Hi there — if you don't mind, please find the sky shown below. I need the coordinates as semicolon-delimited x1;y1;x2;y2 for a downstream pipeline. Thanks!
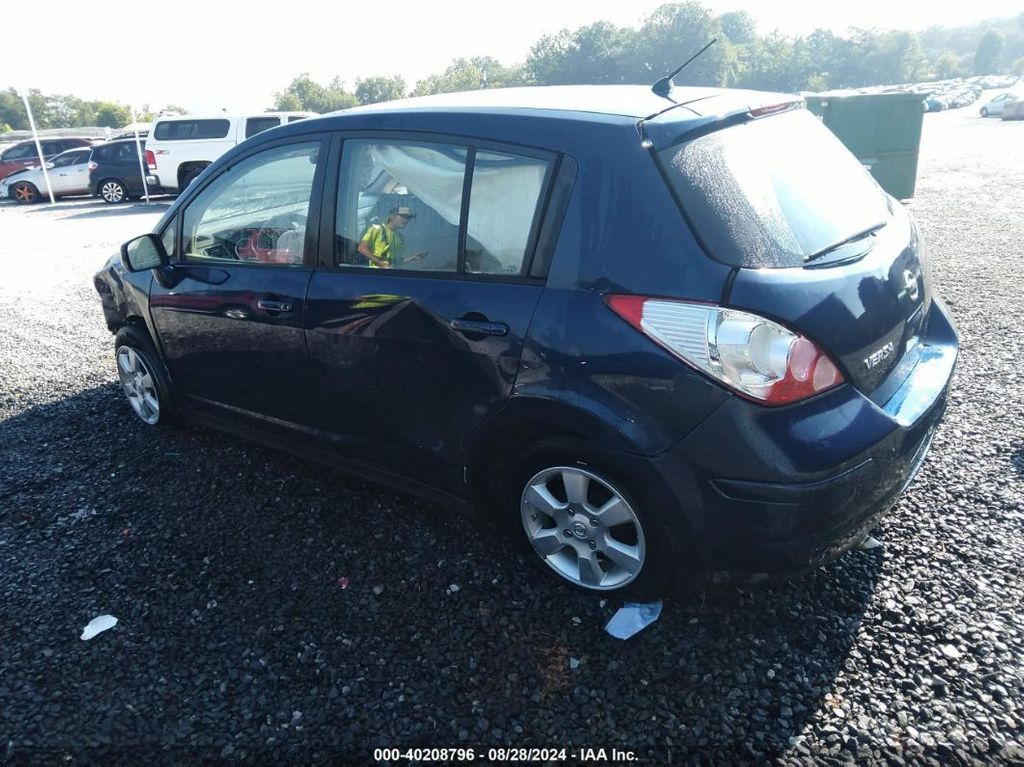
7;0;1023;114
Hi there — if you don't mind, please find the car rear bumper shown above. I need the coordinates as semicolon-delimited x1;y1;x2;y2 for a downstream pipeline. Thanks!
650;298;958;574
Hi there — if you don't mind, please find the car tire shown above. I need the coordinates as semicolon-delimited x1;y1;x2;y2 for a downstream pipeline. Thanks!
981;108;989;117
11;181;39;204
99;179;127;204
181;168;205;189
506;437;676;600
114;326;178;427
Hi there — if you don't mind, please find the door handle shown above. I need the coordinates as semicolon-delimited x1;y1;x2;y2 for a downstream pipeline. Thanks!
257;298;293;313
450;318;509;337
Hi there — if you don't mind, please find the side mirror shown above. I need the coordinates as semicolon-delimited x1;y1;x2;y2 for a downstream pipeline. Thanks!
120;233;169;272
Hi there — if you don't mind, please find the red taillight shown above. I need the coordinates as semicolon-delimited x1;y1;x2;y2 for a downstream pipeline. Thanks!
145;150;156;170
88;161;97;171
605;295;844;406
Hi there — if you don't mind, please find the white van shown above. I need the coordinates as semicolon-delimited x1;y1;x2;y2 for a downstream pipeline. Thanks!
146;112;316;193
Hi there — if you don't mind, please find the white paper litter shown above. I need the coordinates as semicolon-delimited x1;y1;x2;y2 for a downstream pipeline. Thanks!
81;615;118;640
605;600;663;640
856;535;884;551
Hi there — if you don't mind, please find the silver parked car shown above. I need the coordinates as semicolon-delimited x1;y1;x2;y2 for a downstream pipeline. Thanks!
0;147;91;203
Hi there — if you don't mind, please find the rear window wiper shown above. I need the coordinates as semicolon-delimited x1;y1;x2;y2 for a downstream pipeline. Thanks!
803;221;887;264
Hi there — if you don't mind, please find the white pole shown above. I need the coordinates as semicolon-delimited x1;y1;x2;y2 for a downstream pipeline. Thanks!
18;89;55;204
130;106;150;203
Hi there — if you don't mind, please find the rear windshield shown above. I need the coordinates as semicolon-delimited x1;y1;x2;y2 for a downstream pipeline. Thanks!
657;108;891;268
154;119;231;141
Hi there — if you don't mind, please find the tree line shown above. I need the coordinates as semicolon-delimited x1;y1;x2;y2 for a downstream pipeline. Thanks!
272;5;1023;107
3;3;1022;130
0;90;186;134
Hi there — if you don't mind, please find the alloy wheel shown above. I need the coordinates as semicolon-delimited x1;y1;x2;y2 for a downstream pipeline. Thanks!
101;181;125;203
116;346;160;425
13;182;37;203
520;466;646;590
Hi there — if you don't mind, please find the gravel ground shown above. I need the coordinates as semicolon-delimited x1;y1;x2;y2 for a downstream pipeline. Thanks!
1;107;1022;765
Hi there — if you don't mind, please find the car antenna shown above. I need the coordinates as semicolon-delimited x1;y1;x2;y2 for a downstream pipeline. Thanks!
651;38;718;98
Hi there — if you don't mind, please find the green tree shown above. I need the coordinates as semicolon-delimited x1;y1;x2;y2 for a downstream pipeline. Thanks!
354;75;407;105
718;10;756;45
412;57;526;96
974;29;1004;74
526;21;637;85
933;50;965;79
0;88;28;130
271;73;357;113
92;101;131;128
736;32;801;91
632;3;730;86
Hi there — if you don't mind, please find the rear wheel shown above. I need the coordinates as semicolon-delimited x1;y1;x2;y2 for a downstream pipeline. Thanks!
508;438;675;599
114;327;177;427
99;179;126;204
12;181;39;204
181;167;206;188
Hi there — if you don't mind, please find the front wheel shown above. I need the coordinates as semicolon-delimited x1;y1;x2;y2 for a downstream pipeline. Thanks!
99;179;127;203
510;439;675;599
981;108;989;117
12;181;39;204
114;328;177;427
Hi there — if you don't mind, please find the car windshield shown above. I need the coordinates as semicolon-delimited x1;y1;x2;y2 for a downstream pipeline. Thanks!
657;108;892;268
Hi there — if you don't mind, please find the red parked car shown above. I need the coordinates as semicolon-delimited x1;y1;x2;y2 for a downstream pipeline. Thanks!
0;137;94;182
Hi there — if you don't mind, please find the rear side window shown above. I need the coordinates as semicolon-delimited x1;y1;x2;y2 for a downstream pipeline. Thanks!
466;151;549;274
115;142;142;161
245;117;281;138
154;119;231;141
657;108;891;268
334;139;550;276
3;144;37;160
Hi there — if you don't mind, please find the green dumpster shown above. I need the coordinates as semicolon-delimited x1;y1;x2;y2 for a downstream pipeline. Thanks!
804;91;924;199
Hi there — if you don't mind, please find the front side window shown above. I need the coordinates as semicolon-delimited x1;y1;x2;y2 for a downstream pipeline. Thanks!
50;151;80;168
335;140;550;276
161;215;178;259
182;141;319;266
154;119;231;141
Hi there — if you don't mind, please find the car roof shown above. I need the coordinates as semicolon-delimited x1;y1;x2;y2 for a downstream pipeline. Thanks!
340;85;792;123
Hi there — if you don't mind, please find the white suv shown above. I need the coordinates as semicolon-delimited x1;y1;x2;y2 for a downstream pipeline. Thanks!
146;112;316;193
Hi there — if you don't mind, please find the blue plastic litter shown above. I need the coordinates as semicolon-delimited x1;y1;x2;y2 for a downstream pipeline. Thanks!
605;600;663;639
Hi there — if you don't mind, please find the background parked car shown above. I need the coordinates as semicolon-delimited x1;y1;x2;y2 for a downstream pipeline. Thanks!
980;92;1013;117
88;139;160;203
145;112;315;193
0;137;93;182
0;146;92;203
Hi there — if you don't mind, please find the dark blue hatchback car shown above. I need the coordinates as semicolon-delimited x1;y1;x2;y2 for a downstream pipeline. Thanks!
94;85;958;599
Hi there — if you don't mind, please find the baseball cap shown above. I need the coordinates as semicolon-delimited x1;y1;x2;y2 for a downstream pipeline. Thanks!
390;206;417;218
